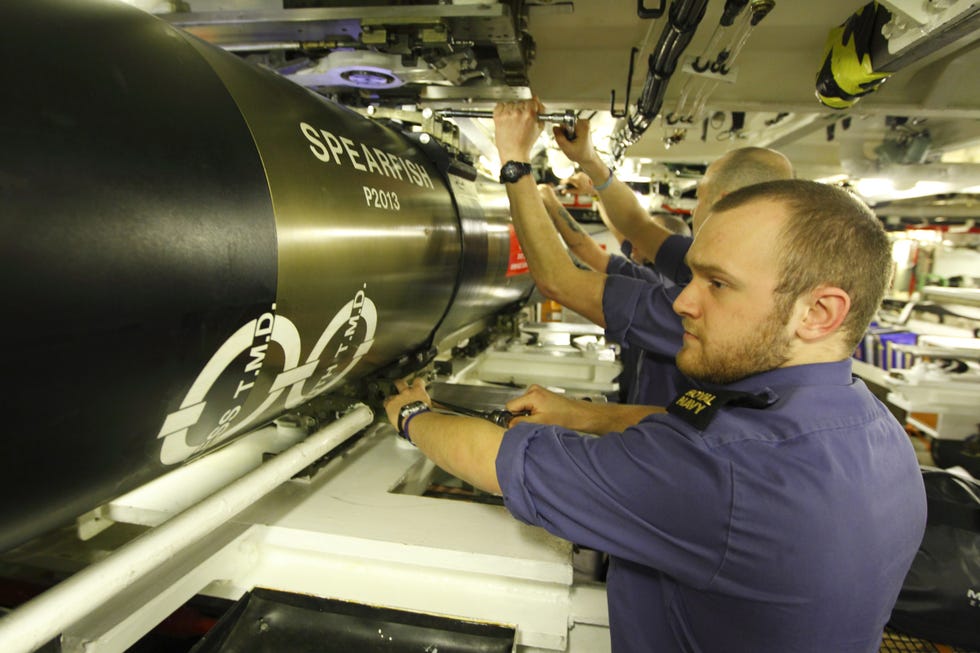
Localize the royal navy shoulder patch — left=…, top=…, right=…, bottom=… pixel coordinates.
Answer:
left=666, top=385, right=777, bottom=430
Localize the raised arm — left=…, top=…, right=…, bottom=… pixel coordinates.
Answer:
left=554, top=119, right=673, bottom=263
left=494, top=100, right=607, bottom=327
left=563, top=172, right=625, bottom=248
left=539, top=183, right=612, bottom=273
left=595, top=197, right=627, bottom=249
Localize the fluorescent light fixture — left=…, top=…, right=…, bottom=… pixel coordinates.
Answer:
left=855, top=178, right=895, bottom=197
left=854, top=178, right=955, bottom=201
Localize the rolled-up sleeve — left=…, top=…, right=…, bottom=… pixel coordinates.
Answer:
left=496, top=418, right=733, bottom=588
left=607, top=254, right=661, bottom=284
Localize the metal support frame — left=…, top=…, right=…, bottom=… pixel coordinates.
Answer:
left=0, top=404, right=374, bottom=653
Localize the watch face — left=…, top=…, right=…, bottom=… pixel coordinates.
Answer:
left=400, top=401, right=427, bottom=419
left=501, top=161, right=532, bottom=183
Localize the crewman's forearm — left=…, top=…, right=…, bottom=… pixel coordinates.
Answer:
left=578, top=403, right=667, bottom=435
left=547, top=203, right=610, bottom=273
left=579, top=161, right=672, bottom=260
left=505, top=177, right=606, bottom=325
left=407, top=411, right=505, bottom=495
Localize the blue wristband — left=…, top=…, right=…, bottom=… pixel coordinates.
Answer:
left=400, top=409, right=429, bottom=444
left=396, top=401, right=431, bottom=444
left=594, top=168, right=615, bottom=192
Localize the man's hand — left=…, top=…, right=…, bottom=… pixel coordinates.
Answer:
left=538, top=183, right=562, bottom=213
left=382, top=377, right=431, bottom=429
left=506, top=384, right=666, bottom=434
left=553, top=117, right=603, bottom=169
left=493, top=98, right=546, bottom=163
left=504, top=384, right=597, bottom=432
left=562, top=171, right=595, bottom=196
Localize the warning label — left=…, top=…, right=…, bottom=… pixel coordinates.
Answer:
left=506, top=224, right=529, bottom=277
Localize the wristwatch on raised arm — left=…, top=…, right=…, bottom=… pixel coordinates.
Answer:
left=499, top=160, right=533, bottom=184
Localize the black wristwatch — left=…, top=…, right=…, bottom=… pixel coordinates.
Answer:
left=499, top=160, right=533, bottom=184
left=396, top=400, right=431, bottom=443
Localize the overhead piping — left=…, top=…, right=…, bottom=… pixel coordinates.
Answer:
left=665, top=0, right=775, bottom=146
left=611, top=0, right=710, bottom=160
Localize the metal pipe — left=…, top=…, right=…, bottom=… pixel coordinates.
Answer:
left=612, top=0, right=709, bottom=159
left=435, top=108, right=572, bottom=123
left=433, top=108, right=579, bottom=140
left=0, top=404, right=374, bottom=653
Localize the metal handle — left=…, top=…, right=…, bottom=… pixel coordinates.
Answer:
left=486, top=409, right=531, bottom=427
left=433, top=400, right=529, bottom=427
left=434, top=108, right=578, bottom=141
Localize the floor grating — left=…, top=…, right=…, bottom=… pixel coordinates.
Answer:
left=881, top=628, right=978, bottom=653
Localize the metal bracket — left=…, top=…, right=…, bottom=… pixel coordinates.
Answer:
left=637, top=0, right=666, bottom=19
left=609, top=47, right=639, bottom=119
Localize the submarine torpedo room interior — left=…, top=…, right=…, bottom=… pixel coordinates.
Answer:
left=1, top=0, right=979, bottom=652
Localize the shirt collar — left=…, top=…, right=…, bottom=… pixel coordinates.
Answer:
left=665, top=360, right=855, bottom=430
left=712, top=359, right=854, bottom=395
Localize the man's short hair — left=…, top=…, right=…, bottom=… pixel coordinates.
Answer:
left=712, top=179, right=891, bottom=352
left=712, top=147, right=795, bottom=197
left=651, top=213, right=692, bottom=237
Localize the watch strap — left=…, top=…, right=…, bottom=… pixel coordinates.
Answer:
left=500, top=160, right=533, bottom=184
left=397, top=401, right=431, bottom=443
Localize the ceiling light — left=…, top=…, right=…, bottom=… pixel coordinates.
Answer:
left=546, top=148, right=575, bottom=179
left=855, top=178, right=895, bottom=197
left=854, top=178, right=956, bottom=201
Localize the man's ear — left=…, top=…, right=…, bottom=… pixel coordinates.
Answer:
left=796, top=286, right=851, bottom=342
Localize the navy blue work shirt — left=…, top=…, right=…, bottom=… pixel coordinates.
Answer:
left=604, top=254, right=682, bottom=405
left=620, top=235, right=693, bottom=287
left=496, top=360, right=927, bottom=653
left=653, top=234, right=693, bottom=286
left=602, top=263, right=687, bottom=406
left=602, top=236, right=693, bottom=406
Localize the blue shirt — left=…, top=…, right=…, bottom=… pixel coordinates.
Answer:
left=607, top=250, right=663, bottom=285
left=602, top=269, right=687, bottom=406
left=496, top=360, right=927, bottom=653
left=653, top=234, right=692, bottom=286
left=604, top=254, right=679, bottom=404
left=620, top=235, right=692, bottom=286
left=604, top=238, right=691, bottom=406
left=606, top=240, right=673, bottom=283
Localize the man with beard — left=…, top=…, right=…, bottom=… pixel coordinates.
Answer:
left=490, top=99, right=794, bottom=413
left=383, top=177, right=927, bottom=652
